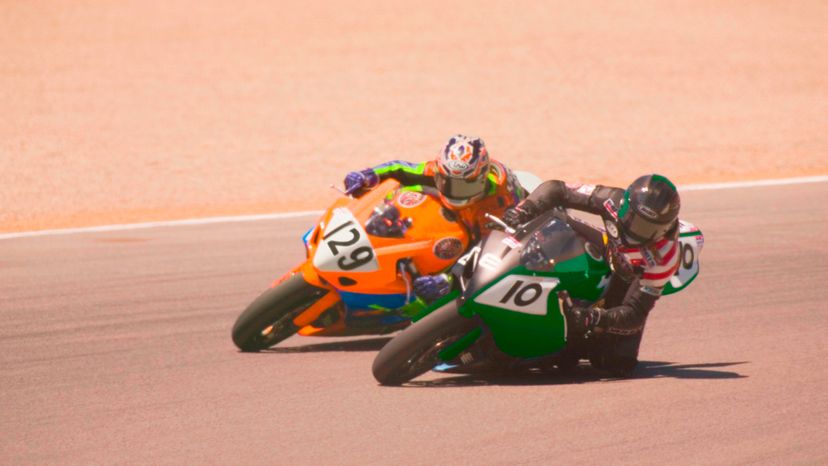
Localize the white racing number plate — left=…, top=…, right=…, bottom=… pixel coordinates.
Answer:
left=669, top=220, right=704, bottom=289
left=312, top=208, right=379, bottom=273
left=474, top=275, right=561, bottom=316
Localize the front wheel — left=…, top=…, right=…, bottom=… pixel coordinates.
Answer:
left=372, top=300, right=480, bottom=385
left=232, top=274, right=330, bottom=351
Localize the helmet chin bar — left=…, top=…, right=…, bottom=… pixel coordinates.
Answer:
left=434, top=172, right=488, bottom=207
left=440, top=193, right=480, bottom=208
left=621, top=231, right=648, bottom=247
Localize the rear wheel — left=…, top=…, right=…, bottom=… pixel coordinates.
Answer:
left=232, top=274, right=330, bottom=351
left=372, top=300, right=479, bottom=385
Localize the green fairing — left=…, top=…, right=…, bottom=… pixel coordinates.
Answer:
left=438, top=327, right=482, bottom=361
left=458, top=253, right=609, bottom=359
left=411, top=290, right=460, bottom=322
left=663, top=271, right=698, bottom=294
left=408, top=217, right=700, bottom=367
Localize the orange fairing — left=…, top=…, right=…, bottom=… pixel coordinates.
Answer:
left=287, top=180, right=470, bottom=331
left=302, top=180, right=469, bottom=294
left=292, top=289, right=341, bottom=328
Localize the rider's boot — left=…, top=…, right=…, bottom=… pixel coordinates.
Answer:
left=588, top=331, right=644, bottom=377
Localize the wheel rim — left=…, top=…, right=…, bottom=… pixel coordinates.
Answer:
left=251, top=308, right=303, bottom=349
left=397, top=331, right=470, bottom=383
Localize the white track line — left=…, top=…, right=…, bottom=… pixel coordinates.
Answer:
left=2, top=175, right=826, bottom=240
left=0, top=211, right=324, bottom=240
left=678, top=175, right=828, bottom=191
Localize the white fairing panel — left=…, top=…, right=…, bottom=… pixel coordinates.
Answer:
left=474, top=275, right=561, bottom=316
left=514, top=170, right=544, bottom=194
left=669, top=220, right=704, bottom=290
left=313, top=208, right=379, bottom=273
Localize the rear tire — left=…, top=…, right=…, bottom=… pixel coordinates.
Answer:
left=372, top=300, right=479, bottom=385
left=232, top=274, right=330, bottom=352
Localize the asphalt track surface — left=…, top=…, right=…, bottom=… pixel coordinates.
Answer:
left=2, top=183, right=826, bottom=464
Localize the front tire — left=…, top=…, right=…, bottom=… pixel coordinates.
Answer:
left=372, top=300, right=479, bottom=385
left=232, top=274, right=330, bottom=352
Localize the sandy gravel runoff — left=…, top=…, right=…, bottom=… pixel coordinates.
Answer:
left=1, top=1, right=826, bottom=233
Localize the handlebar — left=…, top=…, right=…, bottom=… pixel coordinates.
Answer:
left=484, top=213, right=516, bottom=235
left=329, top=184, right=351, bottom=197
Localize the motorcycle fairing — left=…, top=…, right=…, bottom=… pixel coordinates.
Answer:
left=457, top=216, right=610, bottom=359
left=663, top=220, right=704, bottom=295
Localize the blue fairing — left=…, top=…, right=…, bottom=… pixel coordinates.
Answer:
left=301, top=226, right=314, bottom=247
left=339, top=291, right=411, bottom=325
left=339, top=291, right=409, bottom=310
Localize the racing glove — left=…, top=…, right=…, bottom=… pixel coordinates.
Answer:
left=344, top=169, right=380, bottom=196
left=565, top=305, right=603, bottom=337
left=502, top=199, right=540, bottom=228
left=413, top=273, right=451, bottom=303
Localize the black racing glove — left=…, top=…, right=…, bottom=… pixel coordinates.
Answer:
left=502, top=199, right=540, bottom=228
left=565, top=306, right=603, bottom=336
left=558, top=290, right=601, bottom=337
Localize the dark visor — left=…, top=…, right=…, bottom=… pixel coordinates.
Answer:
left=434, top=173, right=487, bottom=202
left=620, top=213, right=673, bottom=245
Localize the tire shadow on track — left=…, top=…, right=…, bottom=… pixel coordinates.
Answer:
left=403, top=360, right=749, bottom=388
left=261, top=337, right=393, bottom=353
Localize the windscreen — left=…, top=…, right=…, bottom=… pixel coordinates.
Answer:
left=520, top=218, right=584, bottom=272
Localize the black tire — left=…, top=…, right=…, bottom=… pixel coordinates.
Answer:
left=232, top=274, right=330, bottom=352
left=372, top=300, right=480, bottom=385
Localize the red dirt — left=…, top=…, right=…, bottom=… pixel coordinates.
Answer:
left=2, top=1, right=826, bottom=233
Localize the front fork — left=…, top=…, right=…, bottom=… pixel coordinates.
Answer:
left=272, top=261, right=344, bottom=335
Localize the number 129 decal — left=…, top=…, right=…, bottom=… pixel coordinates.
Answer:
left=313, top=208, right=379, bottom=273
left=474, top=275, right=561, bottom=316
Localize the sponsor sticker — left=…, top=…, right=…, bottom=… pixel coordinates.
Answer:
left=638, top=205, right=658, bottom=219
left=502, top=236, right=521, bottom=249
left=640, top=285, right=664, bottom=297
left=396, top=190, right=427, bottom=209
left=576, top=184, right=597, bottom=196
left=433, top=237, right=464, bottom=260
left=640, top=247, right=657, bottom=267
left=447, top=159, right=469, bottom=171
left=479, top=253, right=502, bottom=271
left=603, top=199, right=619, bottom=220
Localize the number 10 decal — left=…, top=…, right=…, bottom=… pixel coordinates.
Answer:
left=669, top=234, right=701, bottom=290
left=499, top=280, right=544, bottom=307
left=474, top=275, right=561, bottom=316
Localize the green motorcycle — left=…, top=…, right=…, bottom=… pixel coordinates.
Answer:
left=371, top=210, right=703, bottom=385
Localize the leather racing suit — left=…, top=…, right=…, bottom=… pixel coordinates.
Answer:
left=521, top=180, right=681, bottom=374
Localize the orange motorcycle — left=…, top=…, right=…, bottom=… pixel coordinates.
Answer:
left=232, top=179, right=471, bottom=351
